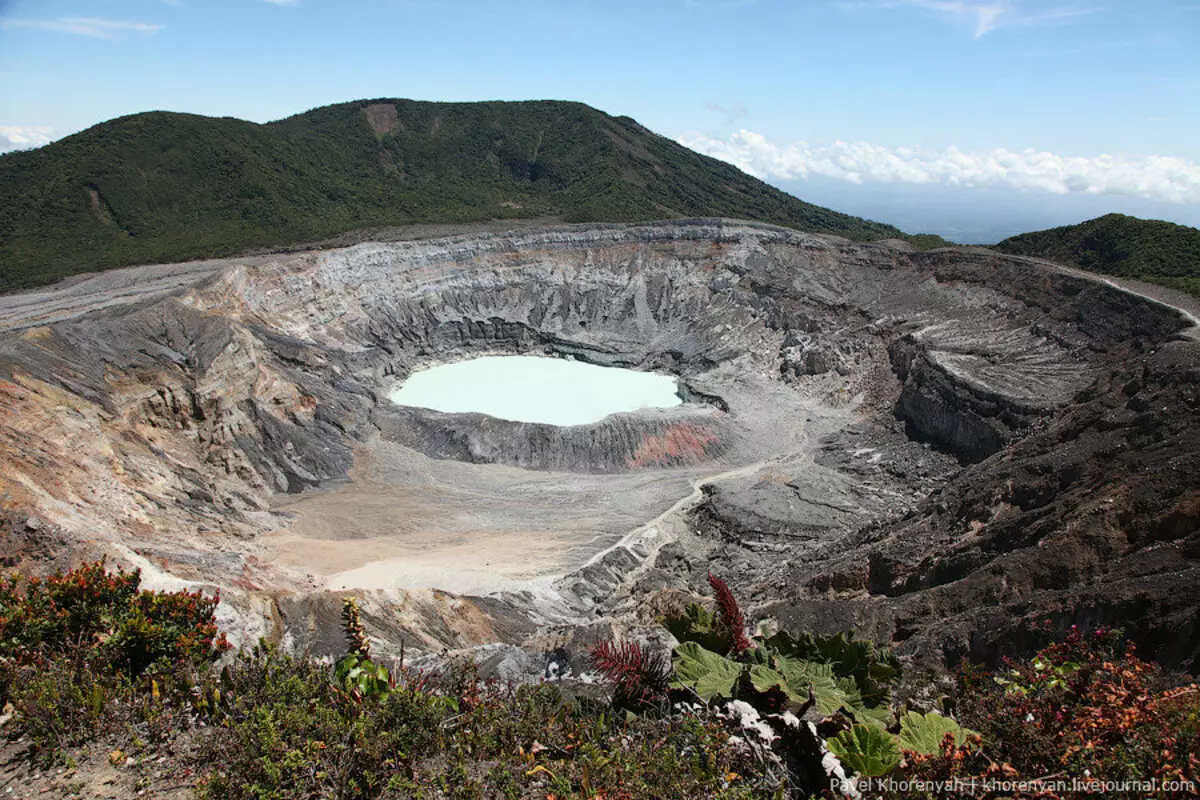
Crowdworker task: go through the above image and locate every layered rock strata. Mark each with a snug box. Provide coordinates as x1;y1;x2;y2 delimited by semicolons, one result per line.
0;220;1193;674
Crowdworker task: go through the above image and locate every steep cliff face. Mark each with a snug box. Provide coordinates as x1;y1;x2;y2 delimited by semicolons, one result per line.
747;338;1200;673
0;220;1193;670
376;406;732;473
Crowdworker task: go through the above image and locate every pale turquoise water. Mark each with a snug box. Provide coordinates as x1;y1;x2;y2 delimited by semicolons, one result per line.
389;355;681;426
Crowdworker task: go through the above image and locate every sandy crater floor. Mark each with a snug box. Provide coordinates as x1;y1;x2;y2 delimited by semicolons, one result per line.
263;435;707;595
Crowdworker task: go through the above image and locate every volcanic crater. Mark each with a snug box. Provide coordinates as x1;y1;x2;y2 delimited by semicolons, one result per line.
1;219;1196;677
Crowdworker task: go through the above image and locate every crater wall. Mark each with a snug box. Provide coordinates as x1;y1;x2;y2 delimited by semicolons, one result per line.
0;220;1193;670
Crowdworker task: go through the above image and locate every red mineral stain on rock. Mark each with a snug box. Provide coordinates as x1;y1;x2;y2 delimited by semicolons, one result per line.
626;423;720;469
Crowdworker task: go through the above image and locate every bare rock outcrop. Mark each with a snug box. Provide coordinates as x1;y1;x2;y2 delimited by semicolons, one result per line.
0;220;1194;672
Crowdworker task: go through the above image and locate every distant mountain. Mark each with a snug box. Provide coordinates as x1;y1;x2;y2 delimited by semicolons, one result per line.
0;99;923;291
995;213;1200;296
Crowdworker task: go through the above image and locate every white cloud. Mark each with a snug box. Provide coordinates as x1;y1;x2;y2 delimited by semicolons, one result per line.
0;126;56;154
679;130;1200;205
840;0;1095;38
0;17;163;39
259;0;300;5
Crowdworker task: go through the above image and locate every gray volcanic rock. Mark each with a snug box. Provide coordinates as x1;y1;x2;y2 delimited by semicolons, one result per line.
375;404;732;473
0;219;1194;674
722;340;1200;673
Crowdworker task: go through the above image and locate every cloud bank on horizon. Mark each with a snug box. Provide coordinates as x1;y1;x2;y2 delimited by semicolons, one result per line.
0;126;55;153
679;130;1200;206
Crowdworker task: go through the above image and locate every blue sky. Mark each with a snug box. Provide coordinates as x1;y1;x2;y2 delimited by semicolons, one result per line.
1;0;1198;240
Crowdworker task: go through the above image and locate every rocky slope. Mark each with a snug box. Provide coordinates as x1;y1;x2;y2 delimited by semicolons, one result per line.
0;219;1194;677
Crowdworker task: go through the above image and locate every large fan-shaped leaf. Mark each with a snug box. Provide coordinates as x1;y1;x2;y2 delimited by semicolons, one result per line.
671;642;742;701
748;664;790;696
775;657;845;714
827;724;901;778
898;710;977;754
762;630;900;707
835;677;892;728
661;603;733;656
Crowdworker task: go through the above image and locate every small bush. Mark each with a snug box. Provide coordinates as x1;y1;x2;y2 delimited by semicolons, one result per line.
955;626;1200;798
8;658;112;754
0;561;228;761
0;561;228;681
194;643;757;799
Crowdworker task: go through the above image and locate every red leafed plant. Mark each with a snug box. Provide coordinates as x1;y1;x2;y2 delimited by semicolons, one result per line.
588;640;671;705
708;573;752;654
952;625;1200;797
0;560;229;676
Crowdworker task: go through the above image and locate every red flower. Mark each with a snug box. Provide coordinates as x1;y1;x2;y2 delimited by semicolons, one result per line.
708;573;751;654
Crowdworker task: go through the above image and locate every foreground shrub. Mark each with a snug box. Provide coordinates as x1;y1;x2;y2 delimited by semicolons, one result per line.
0;560;228;679
194;644;760;800
592;575;930;795
951;626;1200;799
852;629;1200;799
0;560;228;760
7;657;111;754
4;561;1198;798
595;579;1200;799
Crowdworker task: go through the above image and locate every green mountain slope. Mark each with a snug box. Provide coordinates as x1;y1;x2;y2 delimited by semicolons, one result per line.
995;213;1200;296
0;99;914;291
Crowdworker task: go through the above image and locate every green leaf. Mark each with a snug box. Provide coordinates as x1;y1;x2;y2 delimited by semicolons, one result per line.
747;665;790;696
775;657;844;714
660;603;733;655
898;711;977;755
334;653;392;700
745;643;777;667
764;630;901;708
761;630;802;658
671;642;742;701
835;677;891;728
827;724;901;778
851;701;893;729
